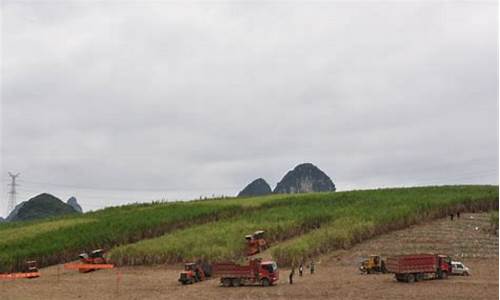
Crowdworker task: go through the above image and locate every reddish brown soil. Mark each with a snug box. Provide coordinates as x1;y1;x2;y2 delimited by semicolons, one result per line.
1;213;497;300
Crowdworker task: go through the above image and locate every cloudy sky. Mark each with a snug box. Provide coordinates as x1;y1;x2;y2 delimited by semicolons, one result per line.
1;0;498;216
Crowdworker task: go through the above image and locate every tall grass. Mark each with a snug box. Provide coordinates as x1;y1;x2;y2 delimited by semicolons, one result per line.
2;186;496;271
271;186;498;265
0;200;256;272
109;199;340;265
108;185;498;266
0;193;311;272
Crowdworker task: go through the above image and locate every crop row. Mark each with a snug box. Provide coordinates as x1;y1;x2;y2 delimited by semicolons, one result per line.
0;200;252;272
271;186;498;265
0;193;315;272
108;195;347;265
108;185;498;266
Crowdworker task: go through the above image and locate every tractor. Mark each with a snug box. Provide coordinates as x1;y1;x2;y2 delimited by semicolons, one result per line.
23;261;40;278
178;261;213;285
360;255;387;274
246;230;268;256
78;249;107;273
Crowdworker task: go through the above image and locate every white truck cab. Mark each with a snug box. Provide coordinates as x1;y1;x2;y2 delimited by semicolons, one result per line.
451;261;470;276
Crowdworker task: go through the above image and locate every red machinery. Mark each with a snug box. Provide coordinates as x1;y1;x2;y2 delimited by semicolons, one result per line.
0;261;40;280
386;254;451;283
212;258;279;287
245;230;268;256
178;262;213;285
77;249;108;273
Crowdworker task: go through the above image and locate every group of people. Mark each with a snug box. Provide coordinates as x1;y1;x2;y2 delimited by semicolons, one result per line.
289;261;315;284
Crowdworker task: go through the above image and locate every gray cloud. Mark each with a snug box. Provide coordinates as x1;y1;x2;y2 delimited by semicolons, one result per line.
1;1;498;216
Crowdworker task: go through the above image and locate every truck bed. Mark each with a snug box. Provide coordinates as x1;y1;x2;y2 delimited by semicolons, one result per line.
386;254;438;274
212;262;256;278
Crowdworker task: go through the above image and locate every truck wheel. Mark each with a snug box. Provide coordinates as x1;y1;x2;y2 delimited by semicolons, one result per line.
464;271;470;276
261;278;270;287
232;278;241;287
407;274;415;283
415;273;424;282
222;278;232;287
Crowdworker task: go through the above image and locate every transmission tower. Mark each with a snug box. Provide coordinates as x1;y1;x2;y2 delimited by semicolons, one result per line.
7;172;20;215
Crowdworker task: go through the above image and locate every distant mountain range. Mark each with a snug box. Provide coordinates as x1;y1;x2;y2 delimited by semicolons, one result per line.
0;165;333;222
237;163;336;197
4;194;83;222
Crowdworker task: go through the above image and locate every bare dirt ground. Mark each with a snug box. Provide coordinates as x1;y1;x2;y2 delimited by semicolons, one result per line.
1;212;498;300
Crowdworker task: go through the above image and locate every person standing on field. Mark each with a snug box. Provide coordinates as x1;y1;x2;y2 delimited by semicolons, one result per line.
299;263;303;277
310;261;315;274
289;267;295;284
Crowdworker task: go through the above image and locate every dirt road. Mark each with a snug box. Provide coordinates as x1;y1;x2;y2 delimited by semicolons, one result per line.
1;212;497;300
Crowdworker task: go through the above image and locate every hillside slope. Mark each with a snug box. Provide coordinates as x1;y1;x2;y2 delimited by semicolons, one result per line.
0;185;497;273
1;212;496;300
109;185;497;266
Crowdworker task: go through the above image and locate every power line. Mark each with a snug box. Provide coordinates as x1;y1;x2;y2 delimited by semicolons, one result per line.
15;179;237;192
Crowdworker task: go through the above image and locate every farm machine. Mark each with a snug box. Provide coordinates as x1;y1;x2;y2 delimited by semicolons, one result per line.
0;261;40;280
178;262;213;285
78;249;107;273
245;230;268;256
23;260;40;276
360;255;387;274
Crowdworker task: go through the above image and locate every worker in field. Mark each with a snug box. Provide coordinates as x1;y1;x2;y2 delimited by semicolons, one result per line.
450;214;454;221
457;211;461;218
299;263;303;276
310;261;315;274
289;267;295;284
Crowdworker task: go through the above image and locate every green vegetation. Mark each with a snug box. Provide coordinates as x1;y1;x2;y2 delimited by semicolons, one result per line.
271;186;498;265
489;211;499;235
109;195;337;265
0;199;263;272
1;185;497;272
109;185;498;266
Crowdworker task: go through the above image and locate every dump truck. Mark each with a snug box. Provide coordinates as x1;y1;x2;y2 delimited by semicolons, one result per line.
78;249;107;273
212;258;279;287
360;255;386;274
178;262;213;285
386;254;451;283
245;230;268;256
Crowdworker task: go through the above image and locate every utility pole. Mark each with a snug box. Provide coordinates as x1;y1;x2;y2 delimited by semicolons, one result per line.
7;172;20;215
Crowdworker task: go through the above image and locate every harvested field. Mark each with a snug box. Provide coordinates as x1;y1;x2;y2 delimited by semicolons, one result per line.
1;212;497;300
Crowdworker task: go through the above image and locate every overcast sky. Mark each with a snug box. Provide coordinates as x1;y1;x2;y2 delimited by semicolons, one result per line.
1;0;498;216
